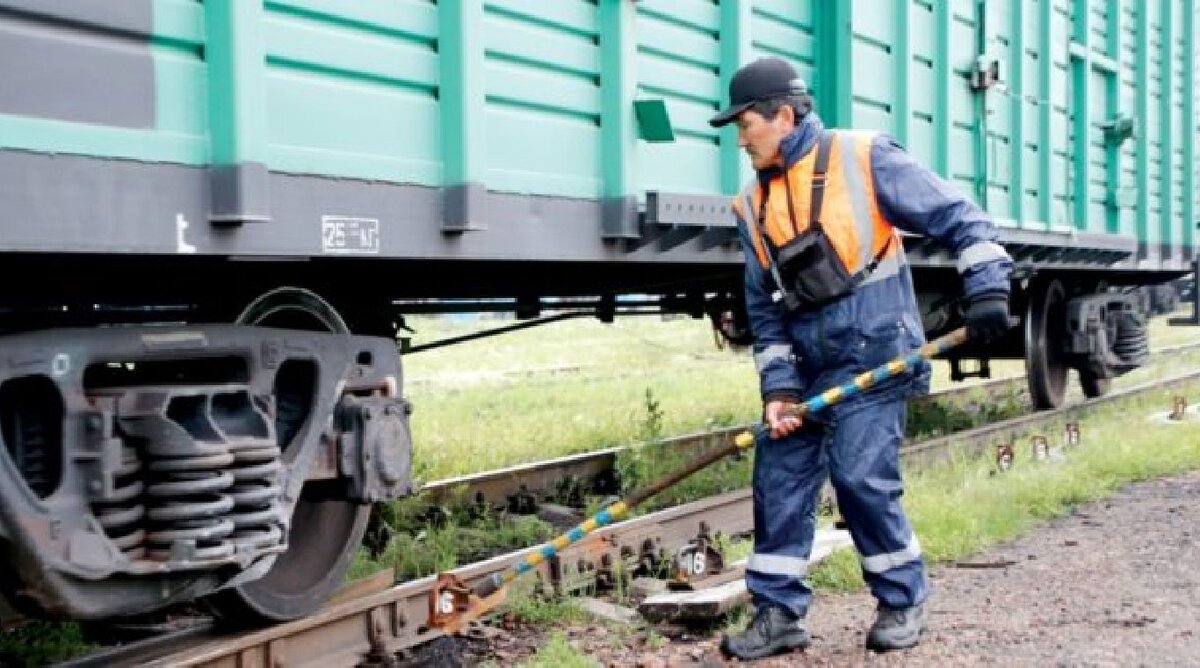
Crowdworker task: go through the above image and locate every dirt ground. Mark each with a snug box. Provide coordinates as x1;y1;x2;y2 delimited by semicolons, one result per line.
456;468;1200;666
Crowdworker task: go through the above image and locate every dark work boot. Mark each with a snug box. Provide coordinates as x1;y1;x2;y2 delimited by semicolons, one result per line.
865;602;928;652
719;606;811;661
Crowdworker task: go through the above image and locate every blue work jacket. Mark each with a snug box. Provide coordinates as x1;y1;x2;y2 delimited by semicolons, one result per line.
736;114;1014;409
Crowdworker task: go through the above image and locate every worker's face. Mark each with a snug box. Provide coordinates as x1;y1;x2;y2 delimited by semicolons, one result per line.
736;106;795;171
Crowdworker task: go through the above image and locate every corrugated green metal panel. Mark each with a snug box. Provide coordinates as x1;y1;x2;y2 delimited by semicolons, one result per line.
907;1;940;171
151;0;208;154
1;0;1196;258
1168;0;1186;251
260;0;441;184
981;0;1014;221
746;0;817;190
1010;0;1040;227
1015;0;1041;225
839;0;981;210
1118;1;1139;239
947;1;983;203
749;1;817;92
1049;0;1072;228
1077;0;1107;234
1187;2;1197;252
633;0;722;197
1146;0;1166;249
750;3;815;69
0;0;208;164
485;0;601;197
848;2;901;135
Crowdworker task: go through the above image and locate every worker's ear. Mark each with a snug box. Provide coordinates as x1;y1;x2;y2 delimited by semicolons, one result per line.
774;104;795;131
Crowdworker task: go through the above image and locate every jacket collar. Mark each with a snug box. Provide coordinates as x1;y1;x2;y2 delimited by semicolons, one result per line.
756;112;825;185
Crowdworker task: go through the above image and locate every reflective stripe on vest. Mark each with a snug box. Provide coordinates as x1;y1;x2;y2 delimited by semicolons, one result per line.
731;130;904;289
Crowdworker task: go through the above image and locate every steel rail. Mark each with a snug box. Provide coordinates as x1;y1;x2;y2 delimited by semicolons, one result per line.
64;363;1200;668
420;374;1025;509
63;490;756;668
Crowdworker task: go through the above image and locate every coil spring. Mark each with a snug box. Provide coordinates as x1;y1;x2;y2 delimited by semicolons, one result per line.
227;442;285;552
1113;311;1149;365
144;447;237;562
92;445;147;558
4;398;57;498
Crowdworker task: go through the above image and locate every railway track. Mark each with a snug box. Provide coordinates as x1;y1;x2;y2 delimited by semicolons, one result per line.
60;358;1200;667
421;339;1200;511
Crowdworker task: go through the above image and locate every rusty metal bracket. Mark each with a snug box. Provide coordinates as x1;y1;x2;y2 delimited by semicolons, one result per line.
1063;421;1081;447
668;536;725;591
428;573;507;636
1169;395;1188;420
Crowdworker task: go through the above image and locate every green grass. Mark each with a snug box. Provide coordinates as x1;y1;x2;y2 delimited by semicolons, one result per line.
346;496;557;582
492;574;589;627
0;622;96;667
403;315;760;482
807;384;1200;594
401;311;1197;483
518;630;597;668
504;594;589;627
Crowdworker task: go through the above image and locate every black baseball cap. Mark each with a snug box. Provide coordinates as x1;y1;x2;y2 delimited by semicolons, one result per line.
709;57;808;127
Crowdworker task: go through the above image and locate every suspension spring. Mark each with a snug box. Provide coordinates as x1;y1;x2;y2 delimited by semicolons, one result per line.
92;445;147;559
227;442;285;553
1113;311;1149;365
144;444;237;563
1;388;60;498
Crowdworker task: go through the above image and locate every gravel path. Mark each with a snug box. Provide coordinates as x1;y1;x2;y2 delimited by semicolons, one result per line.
463;468;1200;666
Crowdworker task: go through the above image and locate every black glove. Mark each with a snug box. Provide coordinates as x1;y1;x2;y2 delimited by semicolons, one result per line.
965;292;1011;343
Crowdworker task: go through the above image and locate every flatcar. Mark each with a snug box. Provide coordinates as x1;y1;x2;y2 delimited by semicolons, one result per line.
0;0;1195;623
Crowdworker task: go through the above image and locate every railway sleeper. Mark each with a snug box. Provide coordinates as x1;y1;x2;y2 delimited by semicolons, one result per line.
0;324;413;620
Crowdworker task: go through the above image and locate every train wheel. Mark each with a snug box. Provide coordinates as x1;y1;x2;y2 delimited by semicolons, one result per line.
1025;279;1069;409
204;287;371;624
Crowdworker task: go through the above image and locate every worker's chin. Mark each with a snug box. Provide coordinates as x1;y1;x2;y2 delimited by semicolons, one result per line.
750;156;769;170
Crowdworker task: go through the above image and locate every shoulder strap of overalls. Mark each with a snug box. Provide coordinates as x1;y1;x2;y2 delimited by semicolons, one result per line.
808;129;835;230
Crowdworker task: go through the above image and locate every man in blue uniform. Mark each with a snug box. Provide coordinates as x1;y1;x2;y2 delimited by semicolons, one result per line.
711;58;1013;660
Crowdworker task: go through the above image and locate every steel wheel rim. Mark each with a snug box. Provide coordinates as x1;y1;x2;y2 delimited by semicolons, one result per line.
1025;279;1069;409
208;287;370;623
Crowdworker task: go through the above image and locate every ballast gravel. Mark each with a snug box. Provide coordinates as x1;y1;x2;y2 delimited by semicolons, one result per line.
460;468;1200;666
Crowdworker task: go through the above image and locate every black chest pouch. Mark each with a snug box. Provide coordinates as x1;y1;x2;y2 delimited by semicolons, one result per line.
773;212;855;309
754;131;891;313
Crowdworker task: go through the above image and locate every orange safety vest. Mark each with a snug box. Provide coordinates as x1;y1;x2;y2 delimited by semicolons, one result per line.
732;130;903;281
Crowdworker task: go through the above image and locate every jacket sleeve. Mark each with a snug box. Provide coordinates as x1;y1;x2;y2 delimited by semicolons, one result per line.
734;205;805;402
869;133;1013;298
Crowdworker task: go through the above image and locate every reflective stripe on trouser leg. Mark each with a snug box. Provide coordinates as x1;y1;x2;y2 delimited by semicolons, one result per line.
827;394;927;609
746;425;827;618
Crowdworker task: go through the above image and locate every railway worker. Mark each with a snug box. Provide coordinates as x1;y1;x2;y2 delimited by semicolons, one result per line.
710;57;1014;660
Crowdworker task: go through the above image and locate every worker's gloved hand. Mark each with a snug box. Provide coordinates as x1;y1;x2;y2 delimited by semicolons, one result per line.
764;398;803;439
965;291;1011;343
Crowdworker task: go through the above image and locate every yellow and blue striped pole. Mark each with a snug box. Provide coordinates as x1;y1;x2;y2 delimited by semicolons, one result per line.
468;426;758;600
779;326;969;420
433;326;969;629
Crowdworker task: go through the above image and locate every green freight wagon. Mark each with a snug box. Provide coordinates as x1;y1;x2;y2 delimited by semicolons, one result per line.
0;0;1194;624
